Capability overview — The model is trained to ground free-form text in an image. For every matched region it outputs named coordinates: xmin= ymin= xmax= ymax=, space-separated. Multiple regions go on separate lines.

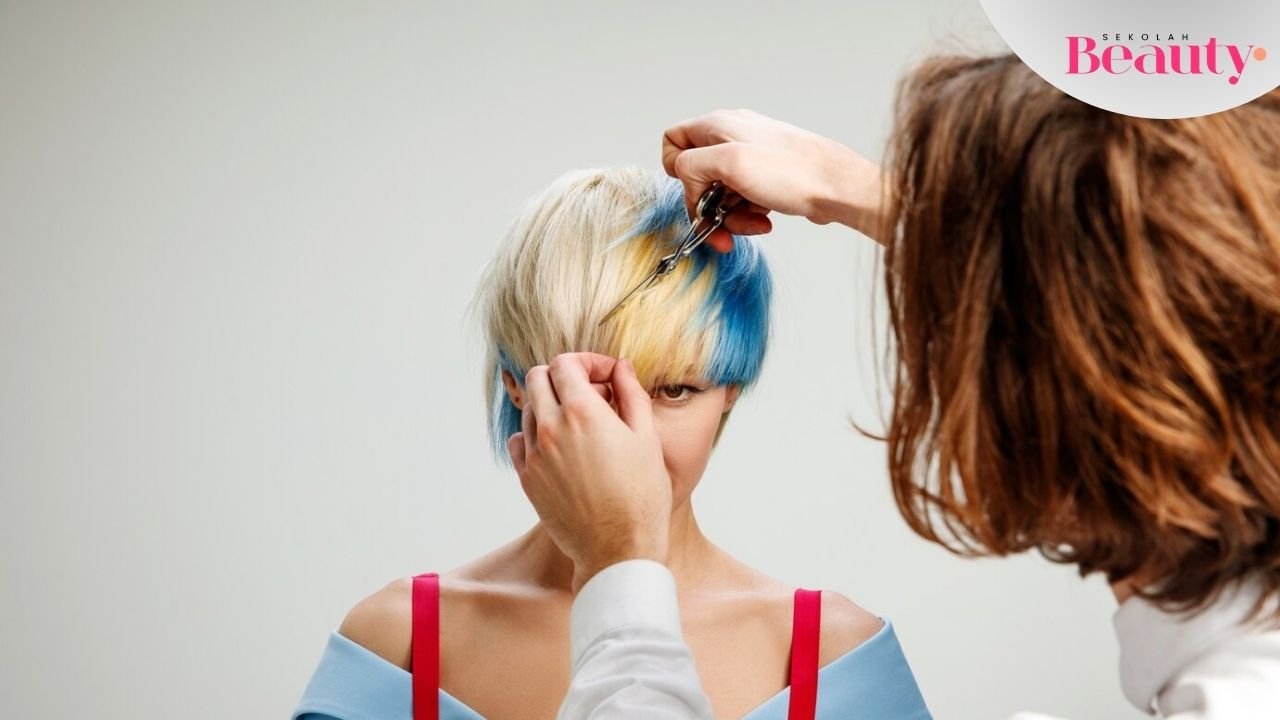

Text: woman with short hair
xmin=291 ymin=167 xmax=932 ymax=720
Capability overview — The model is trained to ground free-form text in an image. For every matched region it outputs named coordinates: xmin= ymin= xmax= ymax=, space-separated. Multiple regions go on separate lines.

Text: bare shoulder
xmin=817 ymin=590 xmax=884 ymax=665
xmin=713 ymin=555 xmax=883 ymax=665
xmin=336 ymin=569 xmax=495 ymax=672
xmin=338 ymin=577 xmax=415 ymax=670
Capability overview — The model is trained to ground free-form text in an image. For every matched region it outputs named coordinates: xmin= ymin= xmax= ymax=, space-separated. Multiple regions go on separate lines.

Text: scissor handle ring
xmin=696 ymin=182 xmax=727 ymax=220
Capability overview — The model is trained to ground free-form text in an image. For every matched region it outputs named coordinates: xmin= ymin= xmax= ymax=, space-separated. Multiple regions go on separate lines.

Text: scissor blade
xmin=597 ymin=266 xmax=661 ymax=326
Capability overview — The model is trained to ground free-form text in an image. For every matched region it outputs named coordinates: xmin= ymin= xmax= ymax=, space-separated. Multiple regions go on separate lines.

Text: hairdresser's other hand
xmin=507 ymin=352 xmax=671 ymax=593
xmin=662 ymin=108 xmax=885 ymax=250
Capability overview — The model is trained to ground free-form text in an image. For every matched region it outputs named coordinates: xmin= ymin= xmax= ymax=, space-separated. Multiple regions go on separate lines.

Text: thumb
xmin=671 ymin=145 xmax=729 ymax=221
xmin=507 ymin=431 xmax=527 ymax=477
xmin=611 ymin=358 xmax=654 ymax=433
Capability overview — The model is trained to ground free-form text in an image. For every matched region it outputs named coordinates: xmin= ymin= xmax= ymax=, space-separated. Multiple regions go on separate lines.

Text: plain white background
xmin=0 ymin=2 xmax=1142 ymax=718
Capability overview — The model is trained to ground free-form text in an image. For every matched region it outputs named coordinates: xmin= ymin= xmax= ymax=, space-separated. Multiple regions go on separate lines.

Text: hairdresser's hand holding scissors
xmin=662 ymin=108 xmax=887 ymax=251
xmin=506 ymin=353 xmax=672 ymax=593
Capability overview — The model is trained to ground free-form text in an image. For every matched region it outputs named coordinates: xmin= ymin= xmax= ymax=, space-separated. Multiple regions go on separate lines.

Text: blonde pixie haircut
xmin=474 ymin=167 xmax=773 ymax=463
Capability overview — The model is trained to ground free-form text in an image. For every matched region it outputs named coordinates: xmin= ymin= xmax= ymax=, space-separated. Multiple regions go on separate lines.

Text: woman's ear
xmin=501 ymin=370 xmax=524 ymax=410
xmin=723 ymin=384 xmax=741 ymax=413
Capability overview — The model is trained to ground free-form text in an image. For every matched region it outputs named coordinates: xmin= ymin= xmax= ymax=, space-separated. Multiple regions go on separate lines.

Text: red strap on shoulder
xmin=787 ymin=588 xmax=822 ymax=720
xmin=411 ymin=572 xmax=440 ymax=720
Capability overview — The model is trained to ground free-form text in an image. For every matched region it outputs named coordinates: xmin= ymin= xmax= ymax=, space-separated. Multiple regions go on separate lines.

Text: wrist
xmin=572 ymin=535 xmax=669 ymax=594
xmin=813 ymin=146 xmax=886 ymax=244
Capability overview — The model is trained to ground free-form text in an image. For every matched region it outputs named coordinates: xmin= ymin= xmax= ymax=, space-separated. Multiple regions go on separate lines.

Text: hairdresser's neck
xmin=518 ymin=501 xmax=717 ymax=595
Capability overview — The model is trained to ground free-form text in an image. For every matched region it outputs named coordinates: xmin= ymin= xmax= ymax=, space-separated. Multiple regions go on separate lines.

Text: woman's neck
xmin=511 ymin=500 xmax=721 ymax=594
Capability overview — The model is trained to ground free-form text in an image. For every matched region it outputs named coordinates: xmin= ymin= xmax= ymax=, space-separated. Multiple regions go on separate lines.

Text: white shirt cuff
xmin=570 ymin=559 xmax=682 ymax=663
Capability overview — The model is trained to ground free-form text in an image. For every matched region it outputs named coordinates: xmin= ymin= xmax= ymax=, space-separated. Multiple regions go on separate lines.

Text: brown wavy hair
xmin=881 ymin=53 xmax=1280 ymax=617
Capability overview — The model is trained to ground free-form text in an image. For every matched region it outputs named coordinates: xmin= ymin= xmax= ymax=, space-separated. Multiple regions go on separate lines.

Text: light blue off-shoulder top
xmin=291 ymin=618 xmax=931 ymax=719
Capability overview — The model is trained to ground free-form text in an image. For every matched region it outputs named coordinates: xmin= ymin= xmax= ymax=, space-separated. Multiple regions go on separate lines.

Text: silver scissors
xmin=598 ymin=181 xmax=745 ymax=326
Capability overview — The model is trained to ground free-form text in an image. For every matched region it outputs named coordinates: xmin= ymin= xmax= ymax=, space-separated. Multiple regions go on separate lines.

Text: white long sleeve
xmin=557 ymin=559 xmax=714 ymax=720
xmin=560 ymin=562 xmax=1280 ymax=720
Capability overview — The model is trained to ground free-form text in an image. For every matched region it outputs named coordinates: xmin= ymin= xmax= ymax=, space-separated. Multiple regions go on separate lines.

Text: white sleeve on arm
xmin=1154 ymin=630 xmax=1280 ymax=719
xmin=556 ymin=560 xmax=714 ymax=720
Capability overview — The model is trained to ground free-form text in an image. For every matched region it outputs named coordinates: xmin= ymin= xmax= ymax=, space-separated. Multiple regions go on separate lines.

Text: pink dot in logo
xmin=1256 ymin=47 xmax=1268 ymax=61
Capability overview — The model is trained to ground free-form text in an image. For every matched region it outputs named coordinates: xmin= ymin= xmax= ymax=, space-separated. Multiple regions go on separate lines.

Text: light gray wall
xmin=0 ymin=2 xmax=1141 ymax=718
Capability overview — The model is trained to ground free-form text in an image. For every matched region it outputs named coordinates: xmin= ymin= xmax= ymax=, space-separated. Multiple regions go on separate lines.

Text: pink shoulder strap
xmin=411 ymin=572 xmax=440 ymax=720
xmin=787 ymin=588 xmax=822 ymax=720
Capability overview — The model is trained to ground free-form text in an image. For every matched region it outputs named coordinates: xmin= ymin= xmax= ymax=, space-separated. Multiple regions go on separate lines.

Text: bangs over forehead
xmin=475 ymin=167 xmax=772 ymax=462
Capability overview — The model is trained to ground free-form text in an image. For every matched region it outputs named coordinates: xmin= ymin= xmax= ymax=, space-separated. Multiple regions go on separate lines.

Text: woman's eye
xmin=656 ymin=384 xmax=697 ymax=402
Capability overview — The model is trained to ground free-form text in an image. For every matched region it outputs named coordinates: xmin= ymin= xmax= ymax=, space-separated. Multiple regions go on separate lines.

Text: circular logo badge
xmin=979 ymin=0 xmax=1280 ymax=118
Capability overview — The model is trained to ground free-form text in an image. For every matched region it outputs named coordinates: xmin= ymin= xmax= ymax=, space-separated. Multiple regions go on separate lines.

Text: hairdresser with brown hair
xmin=507 ymin=54 xmax=1280 ymax=719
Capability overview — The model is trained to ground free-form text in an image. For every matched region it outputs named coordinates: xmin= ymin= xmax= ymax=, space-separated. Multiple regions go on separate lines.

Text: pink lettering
xmin=1101 ymin=44 xmax=1133 ymax=74
xmin=1226 ymin=44 xmax=1255 ymax=85
xmin=1064 ymin=35 xmax=1265 ymax=84
xmin=1205 ymin=37 xmax=1221 ymax=74
xmin=1067 ymin=35 xmax=1100 ymax=74
xmin=1167 ymin=45 xmax=1203 ymax=75
xmin=1134 ymin=45 xmax=1167 ymax=74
